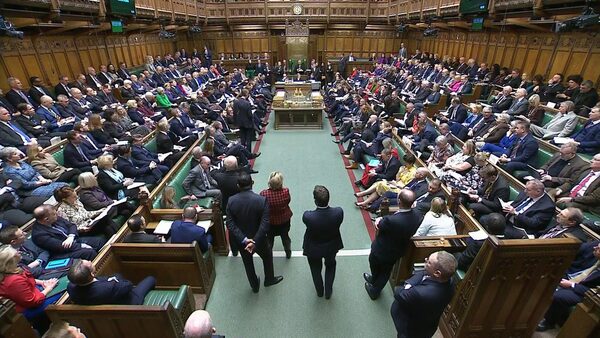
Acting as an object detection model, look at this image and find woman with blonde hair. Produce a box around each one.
[0,245,59,332]
[96,154,136,200]
[26,144,80,184]
[259,172,293,258]
[160,186,178,209]
[414,198,456,237]
[78,172,136,217]
[523,94,546,126]
[437,140,477,183]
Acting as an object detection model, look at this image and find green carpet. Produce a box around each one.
[205,112,397,337]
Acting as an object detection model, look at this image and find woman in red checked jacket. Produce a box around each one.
[260,172,293,259]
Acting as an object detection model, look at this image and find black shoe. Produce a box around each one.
[232,250,239,257]
[363,273,373,284]
[332,140,340,144]
[354,180,363,187]
[249,152,261,159]
[536,319,555,332]
[316,290,324,298]
[252,277,260,293]
[330,132,337,136]
[285,250,291,259]
[250,170,259,174]
[325,291,332,300]
[264,276,284,287]
[364,282,379,300]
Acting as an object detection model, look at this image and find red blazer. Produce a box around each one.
[260,188,293,226]
[0,270,45,312]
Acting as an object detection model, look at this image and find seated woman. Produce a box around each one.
[115,105,150,136]
[448,152,490,193]
[477,117,517,157]
[414,197,457,237]
[88,114,116,145]
[26,144,80,185]
[356,153,417,208]
[0,147,68,199]
[54,186,117,238]
[155,87,173,109]
[522,94,545,126]
[426,135,454,170]
[103,109,130,141]
[96,154,138,201]
[436,140,477,183]
[160,186,179,209]
[0,245,61,333]
[120,80,137,101]
[78,172,136,217]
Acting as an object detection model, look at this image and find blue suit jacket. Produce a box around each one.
[508,133,539,164]
[572,121,600,154]
[302,206,344,258]
[391,271,454,338]
[131,144,159,167]
[170,220,212,253]
[67,274,134,305]
[169,118,192,138]
[35,106,62,130]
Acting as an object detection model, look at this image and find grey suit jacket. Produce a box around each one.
[538,112,578,138]
[183,165,218,197]
[506,98,529,116]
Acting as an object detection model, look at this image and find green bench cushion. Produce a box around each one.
[542,112,553,126]
[144,138,157,153]
[143,285,189,311]
[455,269,466,281]
[509,186,520,200]
[52,148,65,166]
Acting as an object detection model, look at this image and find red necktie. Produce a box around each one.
[570,172,596,197]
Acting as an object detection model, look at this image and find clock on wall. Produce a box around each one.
[292,4,303,15]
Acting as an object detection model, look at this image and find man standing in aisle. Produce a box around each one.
[233,89,255,152]
[226,172,283,293]
[364,189,423,300]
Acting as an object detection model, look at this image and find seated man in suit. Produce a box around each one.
[364,189,423,300]
[170,207,213,253]
[346,121,393,169]
[31,205,102,260]
[537,207,587,241]
[491,86,514,114]
[35,95,75,133]
[183,156,222,201]
[5,77,37,109]
[530,100,579,140]
[414,178,445,215]
[437,97,468,125]
[362,149,401,189]
[67,259,156,305]
[28,77,55,105]
[115,145,164,185]
[130,135,169,175]
[64,131,98,173]
[0,225,52,278]
[54,75,72,98]
[0,107,36,151]
[503,88,529,118]
[553,153,600,214]
[68,88,93,118]
[497,120,539,175]
[15,103,65,148]
[391,250,457,338]
[55,94,85,120]
[537,242,600,331]
[521,142,587,187]
[466,165,510,219]
[570,106,600,154]
[122,215,161,243]
[456,213,506,272]
[483,179,555,238]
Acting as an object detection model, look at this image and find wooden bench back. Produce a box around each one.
[46,303,183,338]
[440,236,581,337]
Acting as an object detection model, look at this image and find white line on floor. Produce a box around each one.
[228,248,371,257]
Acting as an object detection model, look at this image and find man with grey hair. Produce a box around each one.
[491,86,513,114]
[530,100,578,139]
[183,155,222,200]
[482,179,555,238]
[184,310,222,338]
[504,88,529,117]
[521,142,587,188]
[390,250,457,338]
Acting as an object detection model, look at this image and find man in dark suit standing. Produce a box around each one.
[67,259,156,305]
[390,251,457,338]
[233,89,255,152]
[302,185,344,299]
[122,215,161,243]
[226,172,283,293]
[364,189,423,300]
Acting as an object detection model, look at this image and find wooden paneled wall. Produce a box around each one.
[0,34,198,92]
[411,31,600,87]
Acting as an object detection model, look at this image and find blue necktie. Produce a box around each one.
[8,122,31,142]
[76,146,89,161]
[514,198,532,212]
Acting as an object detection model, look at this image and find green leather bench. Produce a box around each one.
[513,148,553,180]
[143,284,193,320]
[152,158,214,210]
[52,148,65,166]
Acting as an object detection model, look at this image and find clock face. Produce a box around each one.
[292,4,303,15]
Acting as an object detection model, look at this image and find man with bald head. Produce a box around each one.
[391,250,457,338]
[68,87,92,117]
[183,155,222,200]
[364,189,424,300]
[184,310,223,338]
[504,88,529,117]
[35,95,73,132]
